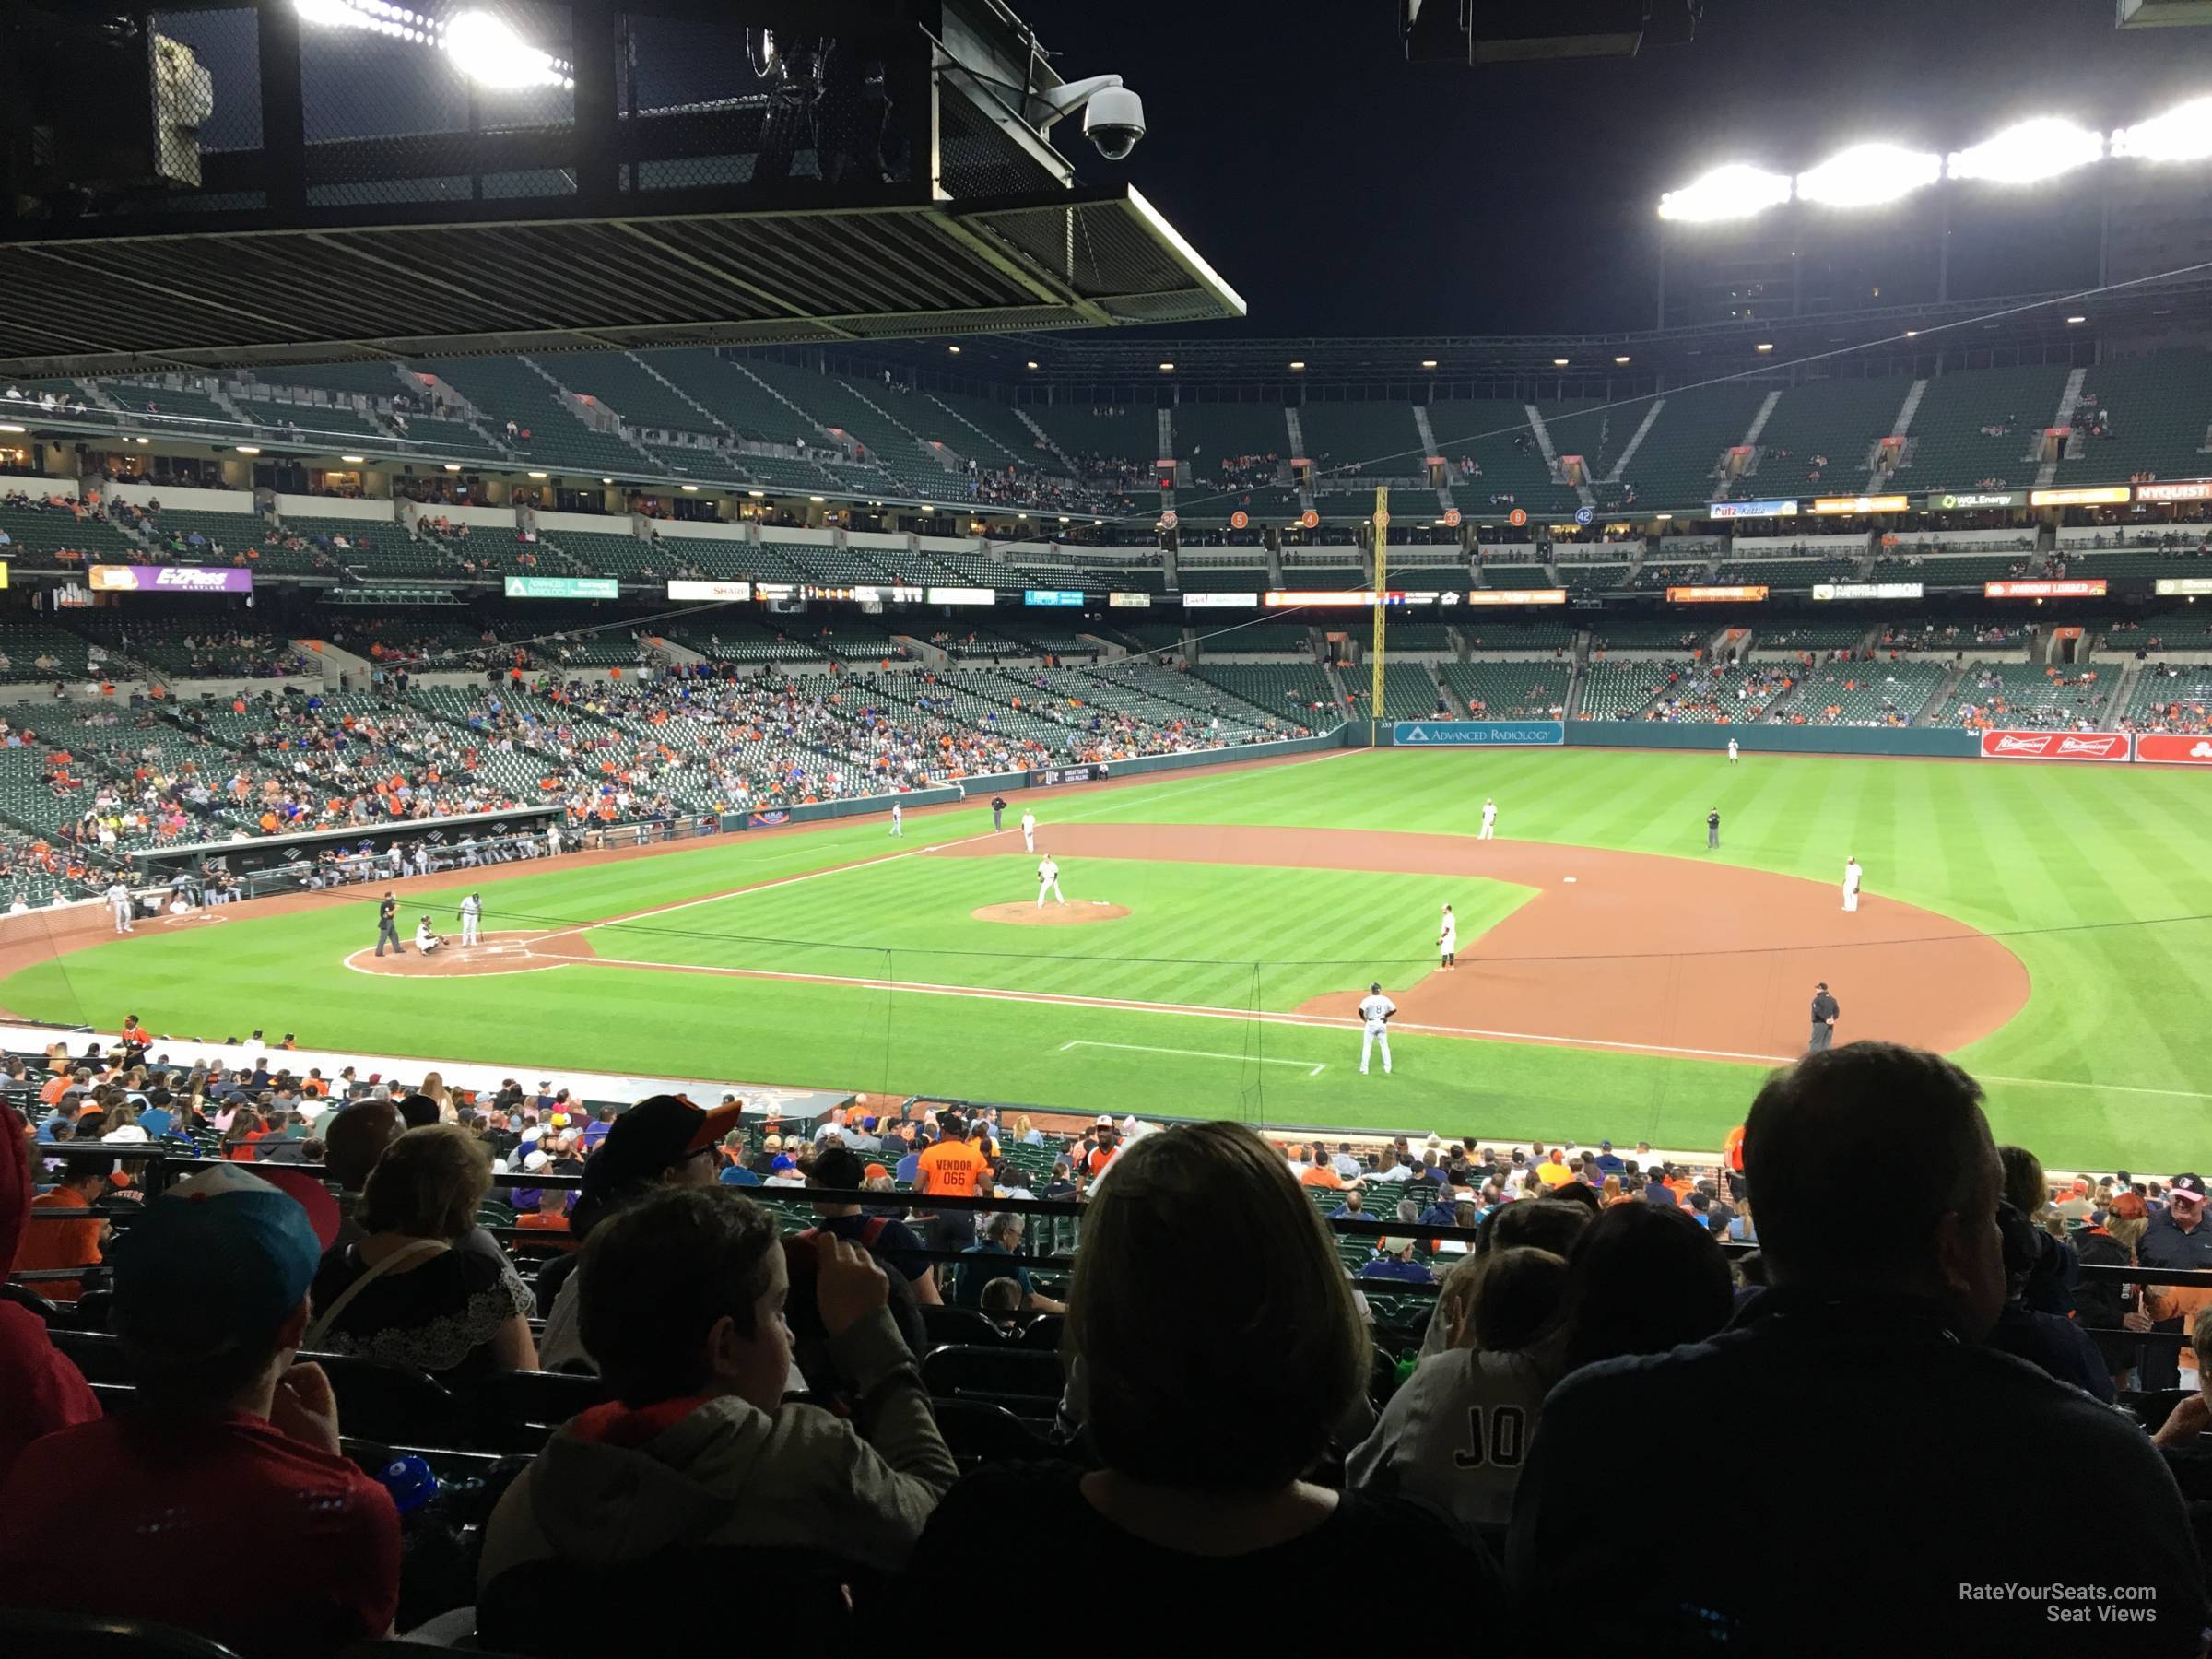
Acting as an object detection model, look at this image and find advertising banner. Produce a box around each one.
[1108,591,1152,608]
[1983,579,2108,598]
[924,586,995,606]
[1979,730,2130,762]
[1465,588,1568,606]
[806,584,921,602]
[1179,592,1259,608]
[666,579,752,601]
[1810,494,1909,514]
[746,810,792,830]
[2133,733,2212,765]
[2155,577,2212,596]
[1024,589,1084,607]
[754,582,798,601]
[1926,490,2025,510]
[1028,763,1111,786]
[1668,585,1769,603]
[1708,500,1799,520]
[1393,720,1564,747]
[1813,582,1924,601]
[2133,480,2212,503]
[2030,487,2131,507]
[504,576,618,598]
[89,564,253,594]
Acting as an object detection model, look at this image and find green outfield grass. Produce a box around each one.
[6,747,2210,1169]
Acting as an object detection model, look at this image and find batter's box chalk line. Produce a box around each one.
[1060,1040,1325,1077]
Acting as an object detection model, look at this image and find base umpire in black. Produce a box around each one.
[1807,982,1839,1053]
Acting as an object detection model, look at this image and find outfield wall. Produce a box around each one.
[1367,719,1979,758]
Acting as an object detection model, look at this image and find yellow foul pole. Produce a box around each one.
[1370,484,1389,746]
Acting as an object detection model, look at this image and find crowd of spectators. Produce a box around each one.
[3,1041,2210,1651]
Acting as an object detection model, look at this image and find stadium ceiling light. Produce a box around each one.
[1552,358,1569,366]
[2066,314,2088,324]
[1614,355,1631,364]
[809,494,825,502]
[1794,142,1941,207]
[1420,359,1439,369]
[527,470,547,478]
[747,489,765,498]
[2112,96,2212,162]
[1904,328,1919,336]
[1289,360,1305,371]
[135,436,150,445]
[341,453,366,462]
[600,477,613,483]
[441,9,572,91]
[680,484,699,492]
[0,424,22,434]
[1947,118,2103,184]
[1159,361,1175,371]
[1656,163,1791,222]
[236,444,260,453]
[444,463,462,471]
[947,346,961,354]
[1755,342,1774,352]
[1026,359,1040,369]
[1059,514,1071,523]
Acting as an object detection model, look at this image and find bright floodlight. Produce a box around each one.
[2112,97,2212,162]
[442,9,573,90]
[1947,118,2103,184]
[1657,163,1791,222]
[1795,142,1942,207]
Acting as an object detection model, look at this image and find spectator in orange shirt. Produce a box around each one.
[19,1155,111,1301]
[1299,1145,1346,1192]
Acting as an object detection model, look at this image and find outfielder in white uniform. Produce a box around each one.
[547,823,562,857]
[1727,738,1739,764]
[1438,904,1458,971]
[1037,855,1065,908]
[1021,809,1037,853]
[1359,982,1396,1076]
[459,891,483,947]
[889,803,903,838]
[1842,855,1862,912]
[106,880,134,935]
[1478,798,1497,841]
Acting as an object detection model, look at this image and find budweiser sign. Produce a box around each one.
[1979,729,2130,762]
[2132,733,2212,766]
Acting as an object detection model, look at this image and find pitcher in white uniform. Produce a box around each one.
[1359,982,1396,1076]
[1478,798,1498,841]
[1842,855,1862,912]
[1037,854,1065,907]
[1438,904,1458,971]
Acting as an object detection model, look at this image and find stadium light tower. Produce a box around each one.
[1795,142,1942,208]
[2112,96,2212,161]
[1947,118,2104,183]
[1657,163,1792,222]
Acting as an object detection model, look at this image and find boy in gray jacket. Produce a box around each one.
[478,1185,956,1587]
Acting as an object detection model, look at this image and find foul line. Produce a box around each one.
[581,951,1796,1064]
[1061,1039,1326,1077]
[1972,1073,2212,1103]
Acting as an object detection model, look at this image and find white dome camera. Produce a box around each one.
[1027,74,1147,163]
[1081,85,1146,160]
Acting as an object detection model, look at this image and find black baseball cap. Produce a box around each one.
[2172,1173,2206,1202]
[571,1094,743,1236]
[809,1147,866,1191]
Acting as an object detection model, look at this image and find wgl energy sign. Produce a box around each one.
[1393,721,1564,747]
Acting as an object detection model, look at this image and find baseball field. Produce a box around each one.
[1,744,2206,1171]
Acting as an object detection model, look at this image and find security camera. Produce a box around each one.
[1082,85,1145,160]
[1027,73,1147,161]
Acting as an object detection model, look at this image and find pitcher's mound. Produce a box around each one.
[971,901,1131,926]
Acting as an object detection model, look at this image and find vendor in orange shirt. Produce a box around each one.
[19,1154,112,1301]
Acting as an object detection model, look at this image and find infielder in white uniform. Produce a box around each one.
[889,803,903,838]
[459,891,483,947]
[1727,738,1739,764]
[1478,798,1498,841]
[1358,981,1396,1075]
[1438,904,1457,971]
[106,879,134,935]
[1021,809,1037,853]
[1037,855,1065,907]
[1842,855,1862,912]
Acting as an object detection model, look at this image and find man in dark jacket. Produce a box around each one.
[2137,1172,2212,1389]
[1509,1041,2206,1653]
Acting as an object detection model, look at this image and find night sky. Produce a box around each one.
[1017,0,2207,335]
